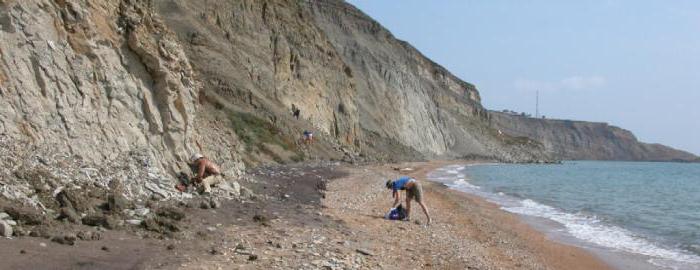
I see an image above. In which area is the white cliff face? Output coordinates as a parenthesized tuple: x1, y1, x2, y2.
(0, 0, 244, 203)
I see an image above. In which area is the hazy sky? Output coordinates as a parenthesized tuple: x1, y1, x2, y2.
(347, 0, 700, 155)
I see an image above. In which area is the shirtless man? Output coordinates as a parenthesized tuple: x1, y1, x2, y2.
(190, 153, 223, 195)
(386, 176, 432, 225)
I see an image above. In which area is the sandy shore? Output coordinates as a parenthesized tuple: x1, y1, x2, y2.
(0, 161, 613, 269)
(322, 161, 613, 270)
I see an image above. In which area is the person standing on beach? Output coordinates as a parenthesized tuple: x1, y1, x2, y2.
(386, 176, 432, 225)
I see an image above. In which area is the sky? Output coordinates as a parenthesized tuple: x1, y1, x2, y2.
(346, 0, 700, 155)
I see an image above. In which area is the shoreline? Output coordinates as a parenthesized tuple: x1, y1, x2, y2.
(424, 161, 684, 270)
(323, 160, 614, 269)
(412, 161, 616, 270)
(0, 160, 617, 269)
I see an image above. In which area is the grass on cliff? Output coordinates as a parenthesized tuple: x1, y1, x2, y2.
(229, 111, 303, 163)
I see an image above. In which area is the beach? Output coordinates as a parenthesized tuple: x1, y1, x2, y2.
(0, 161, 613, 269)
(321, 161, 613, 270)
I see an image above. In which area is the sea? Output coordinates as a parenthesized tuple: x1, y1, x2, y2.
(427, 161, 700, 270)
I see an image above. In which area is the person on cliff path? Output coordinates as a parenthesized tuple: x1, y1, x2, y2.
(386, 176, 432, 225)
(303, 130, 313, 145)
(189, 153, 224, 195)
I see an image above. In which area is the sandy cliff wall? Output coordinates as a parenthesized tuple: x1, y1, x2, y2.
(489, 112, 697, 162)
(0, 0, 245, 205)
(1, 0, 694, 207)
(307, 0, 551, 162)
(152, 0, 550, 163)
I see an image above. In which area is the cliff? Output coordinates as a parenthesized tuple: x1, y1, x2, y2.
(151, 0, 551, 163)
(489, 112, 698, 162)
(0, 0, 694, 207)
(0, 0, 550, 206)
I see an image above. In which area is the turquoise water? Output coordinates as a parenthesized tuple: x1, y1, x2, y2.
(428, 161, 700, 270)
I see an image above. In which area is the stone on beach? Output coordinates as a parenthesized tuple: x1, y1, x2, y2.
(0, 220, 13, 237)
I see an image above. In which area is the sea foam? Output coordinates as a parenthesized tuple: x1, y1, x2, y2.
(428, 164, 700, 270)
(503, 199, 700, 269)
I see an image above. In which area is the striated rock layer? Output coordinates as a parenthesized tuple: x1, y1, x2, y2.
(489, 112, 697, 162)
(152, 0, 550, 163)
(0, 0, 695, 206)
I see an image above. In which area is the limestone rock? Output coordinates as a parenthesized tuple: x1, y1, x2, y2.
(0, 221, 12, 237)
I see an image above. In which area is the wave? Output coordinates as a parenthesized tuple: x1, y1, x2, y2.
(427, 165, 700, 270)
(503, 199, 700, 269)
(448, 179, 481, 190)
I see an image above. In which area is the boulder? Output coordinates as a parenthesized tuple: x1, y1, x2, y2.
(4, 206, 43, 225)
(82, 214, 119, 229)
(107, 193, 129, 212)
(209, 198, 221, 209)
(58, 207, 81, 224)
(0, 221, 12, 238)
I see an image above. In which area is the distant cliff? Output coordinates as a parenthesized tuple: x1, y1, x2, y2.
(489, 112, 698, 162)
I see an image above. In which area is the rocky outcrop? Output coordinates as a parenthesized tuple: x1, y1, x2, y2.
(0, 0, 245, 206)
(489, 112, 698, 162)
(0, 0, 198, 172)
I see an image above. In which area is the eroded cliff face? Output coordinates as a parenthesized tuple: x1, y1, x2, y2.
(1, 0, 692, 207)
(307, 0, 553, 162)
(489, 112, 698, 162)
(149, 0, 549, 163)
(0, 0, 245, 205)
(0, 0, 552, 207)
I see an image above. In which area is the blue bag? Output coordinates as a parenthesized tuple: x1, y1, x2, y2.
(385, 204, 407, 220)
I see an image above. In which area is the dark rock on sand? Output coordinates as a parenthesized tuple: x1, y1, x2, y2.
(156, 206, 186, 221)
(29, 226, 51, 238)
(356, 248, 375, 256)
(51, 234, 77, 246)
(76, 231, 102, 241)
(58, 207, 81, 224)
(209, 199, 221, 209)
(199, 201, 210, 209)
(4, 206, 43, 225)
(209, 247, 222, 255)
(82, 214, 119, 229)
(252, 214, 268, 223)
(143, 216, 181, 234)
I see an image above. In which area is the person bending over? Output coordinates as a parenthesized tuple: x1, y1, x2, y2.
(190, 153, 223, 195)
(386, 176, 432, 225)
